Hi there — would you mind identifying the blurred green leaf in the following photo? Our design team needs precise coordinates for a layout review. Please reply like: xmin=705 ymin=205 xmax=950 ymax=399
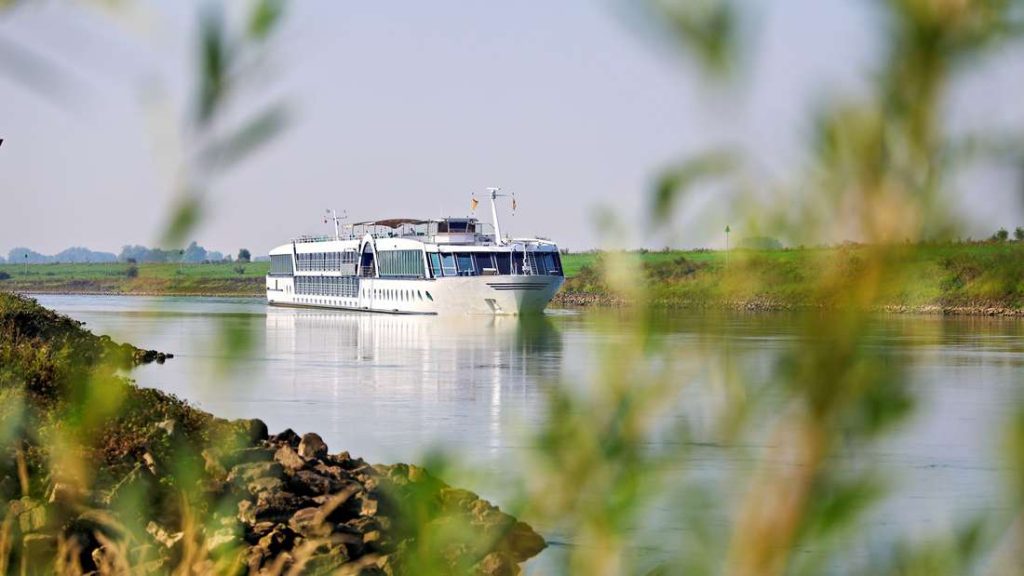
xmin=651 ymin=150 xmax=737 ymax=227
xmin=161 ymin=195 xmax=202 ymax=248
xmin=650 ymin=0 xmax=739 ymax=75
xmin=197 ymin=5 xmax=229 ymax=126
xmin=200 ymin=103 xmax=290 ymax=172
xmin=248 ymin=0 xmax=285 ymax=41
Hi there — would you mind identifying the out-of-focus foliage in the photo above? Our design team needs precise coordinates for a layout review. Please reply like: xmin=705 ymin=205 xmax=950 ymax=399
xmin=5 ymin=0 xmax=1024 ymax=574
xmin=652 ymin=151 xmax=738 ymax=227
xmin=514 ymin=0 xmax=1024 ymax=574
xmin=648 ymin=0 xmax=740 ymax=76
xmin=164 ymin=0 xmax=289 ymax=249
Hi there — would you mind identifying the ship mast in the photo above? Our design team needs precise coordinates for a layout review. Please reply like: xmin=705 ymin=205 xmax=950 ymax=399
xmin=325 ymin=209 xmax=347 ymax=240
xmin=487 ymin=187 xmax=514 ymax=246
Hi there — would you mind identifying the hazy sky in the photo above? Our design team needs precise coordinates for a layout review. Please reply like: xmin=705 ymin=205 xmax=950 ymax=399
xmin=2 ymin=1 xmax=1023 ymax=256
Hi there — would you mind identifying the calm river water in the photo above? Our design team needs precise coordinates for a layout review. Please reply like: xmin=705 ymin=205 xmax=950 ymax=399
xmin=34 ymin=294 xmax=1024 ymax=571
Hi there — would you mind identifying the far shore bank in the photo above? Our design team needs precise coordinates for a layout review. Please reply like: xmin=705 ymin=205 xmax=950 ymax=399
xmin=4 ymin=241 xmax=1024 ymax=316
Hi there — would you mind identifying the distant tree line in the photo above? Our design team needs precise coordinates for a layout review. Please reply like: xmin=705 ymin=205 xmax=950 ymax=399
xmin=118 ymin=242 xmax=230 ymax=264
xmin=5 ymin=246 xmax=118 ymax=264
xmin=991 ymin=227 xmax=1024 ymax=242
xmin=2 ymin=242 xmax=248 ymax=264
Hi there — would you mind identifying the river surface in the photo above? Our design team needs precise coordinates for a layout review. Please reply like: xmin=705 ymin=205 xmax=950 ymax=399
xmin=34 ymin=294 xmax=1024 ymax=572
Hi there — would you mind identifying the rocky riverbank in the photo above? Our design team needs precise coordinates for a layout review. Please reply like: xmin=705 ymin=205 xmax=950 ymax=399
xmin=0 ymin=293 xmax=544 ymax=574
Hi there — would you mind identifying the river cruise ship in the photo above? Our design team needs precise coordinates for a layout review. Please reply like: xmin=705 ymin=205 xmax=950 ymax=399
xmin=266 ymin=191 xmax=564 ymax=315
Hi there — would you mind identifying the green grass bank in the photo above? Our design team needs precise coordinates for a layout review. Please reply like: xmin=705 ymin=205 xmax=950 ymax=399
xmin=3 ymin=242 xmax=1024 ymax=314
xmin=0 ymin=261 xmax=269 ymax=296
xmin=558 ymin=242 xmax=1024 ymax=314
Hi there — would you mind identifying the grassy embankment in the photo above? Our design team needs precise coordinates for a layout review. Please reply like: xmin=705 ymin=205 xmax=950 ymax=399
xmin=0 ymin=292 xmax=544 ymax=573
xmin=0 ymin=262 xmax=269 ymax=296
xmin=3 ymin=242 xmax=1024 ymax=313
xmin=559 ymin=242 xmax=1024 ymax=313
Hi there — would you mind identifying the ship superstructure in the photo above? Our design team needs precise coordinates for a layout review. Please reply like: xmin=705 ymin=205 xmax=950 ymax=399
xmin=266 ymin=190 xmax=564 ymax=314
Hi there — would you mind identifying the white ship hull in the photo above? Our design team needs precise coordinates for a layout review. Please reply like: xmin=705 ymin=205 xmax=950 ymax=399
xmin=266 ymin=274 xmax=563 ymax=315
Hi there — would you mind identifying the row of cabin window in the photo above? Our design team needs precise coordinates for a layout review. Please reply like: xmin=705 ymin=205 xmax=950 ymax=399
xmin=295 ymin=251 xmax=358 ymax=272
xmin=426 ymin=251 xmax=562 ymax=277
xmin=287 ymin=249 xmax=562 ymax=278
xmin=294 ymin=275 xmax=359 ymax=297
xmin=364 ymin=287 xmax=434 ymax=302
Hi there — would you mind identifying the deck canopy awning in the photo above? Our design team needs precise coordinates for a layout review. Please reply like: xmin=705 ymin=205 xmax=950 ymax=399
xmin=353 ymin=218 xmax=426 ymax=228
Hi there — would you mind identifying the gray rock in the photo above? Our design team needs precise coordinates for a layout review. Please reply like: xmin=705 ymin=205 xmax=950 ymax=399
xmin=247 ymin=476 xmax=285 ymax=495
xmin=499 ymin=521 xmax=547 ymax=562
xmin=223 ymin=447 xmax=275 ymax=468
xmin=201 ymin=450 xmax=227 ymax=479
xmin=253 ymin=491 xmax=308 ymax=524
xmin=288 ymin=507 xmax=329 ymax=538
xmin=246 ymin=545 xmax=270 ymax=573
xmin=271 ymin=428 xmax=300 ymax=447
xmin=245 ymin=521 xmax=278 ymax=545
xmin=237 ymin=500 xmax=256 ymax=525
xmin=239 ymin=418 xmax=269 ymax=443
xmin=298 ymin=433 xmax=328 ymax=460
xmin=358 ymin=495 xmax=378 ymax=517
xmin=257 ymin=524 xmax=295 ymax=554
xmin=312 ymin=462 xmax=347 ymax=481
xmin=303 ymin=542 xmax=351 ymax=574
xmin=227 ymin=461 xmax=284 ymax=486
xmin=288 ymin=470 xmax=340 ymax=497
xmin=274 ymin=444 xmax=306 ymax=472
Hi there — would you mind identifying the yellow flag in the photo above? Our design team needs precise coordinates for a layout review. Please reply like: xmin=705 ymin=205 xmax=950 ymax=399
xmin=471 ymin=197 xmax=479 ymax=212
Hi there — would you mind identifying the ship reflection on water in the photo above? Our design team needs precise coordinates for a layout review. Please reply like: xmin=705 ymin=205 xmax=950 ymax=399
xmin=263 ymin=307 xmax=563 ymax=466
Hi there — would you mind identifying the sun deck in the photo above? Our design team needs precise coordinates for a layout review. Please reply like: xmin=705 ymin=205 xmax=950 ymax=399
xmin=293 ymin=217 xmax=499 ymax=246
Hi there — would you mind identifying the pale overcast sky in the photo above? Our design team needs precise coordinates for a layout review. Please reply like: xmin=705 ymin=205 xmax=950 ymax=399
xmin=1 ymin=0 xmax=1022 ymax=256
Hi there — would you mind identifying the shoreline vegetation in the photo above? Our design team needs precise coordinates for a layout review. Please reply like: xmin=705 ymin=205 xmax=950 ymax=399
xmin=3 ymin=241 xmax=1024 ymax=315
xmin=0 ymin=293 xmax=545 ymax=574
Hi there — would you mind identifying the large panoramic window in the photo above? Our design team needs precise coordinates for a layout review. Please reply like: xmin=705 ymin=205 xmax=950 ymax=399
xmin=448 ymin=220 xmax=471 ymax=233
xmin=428 ymin=253 xmax=442 ymax=278
xmin=473 ymin=253 xmax=495 ymax=274
xmin=269 ymin=254 xmax=293 ymax=276
xmin=456 ymin=253 xmax=475 ymax=275
xmin=377 ymin=249 xmax=426 ymax=278
xmin=537 ymin=252 xmax=563 ymax=276
xmin=493 ymin=252 xmax=512 ymax=275
xmin=440 ymin=253 xmax=458 ymax=277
